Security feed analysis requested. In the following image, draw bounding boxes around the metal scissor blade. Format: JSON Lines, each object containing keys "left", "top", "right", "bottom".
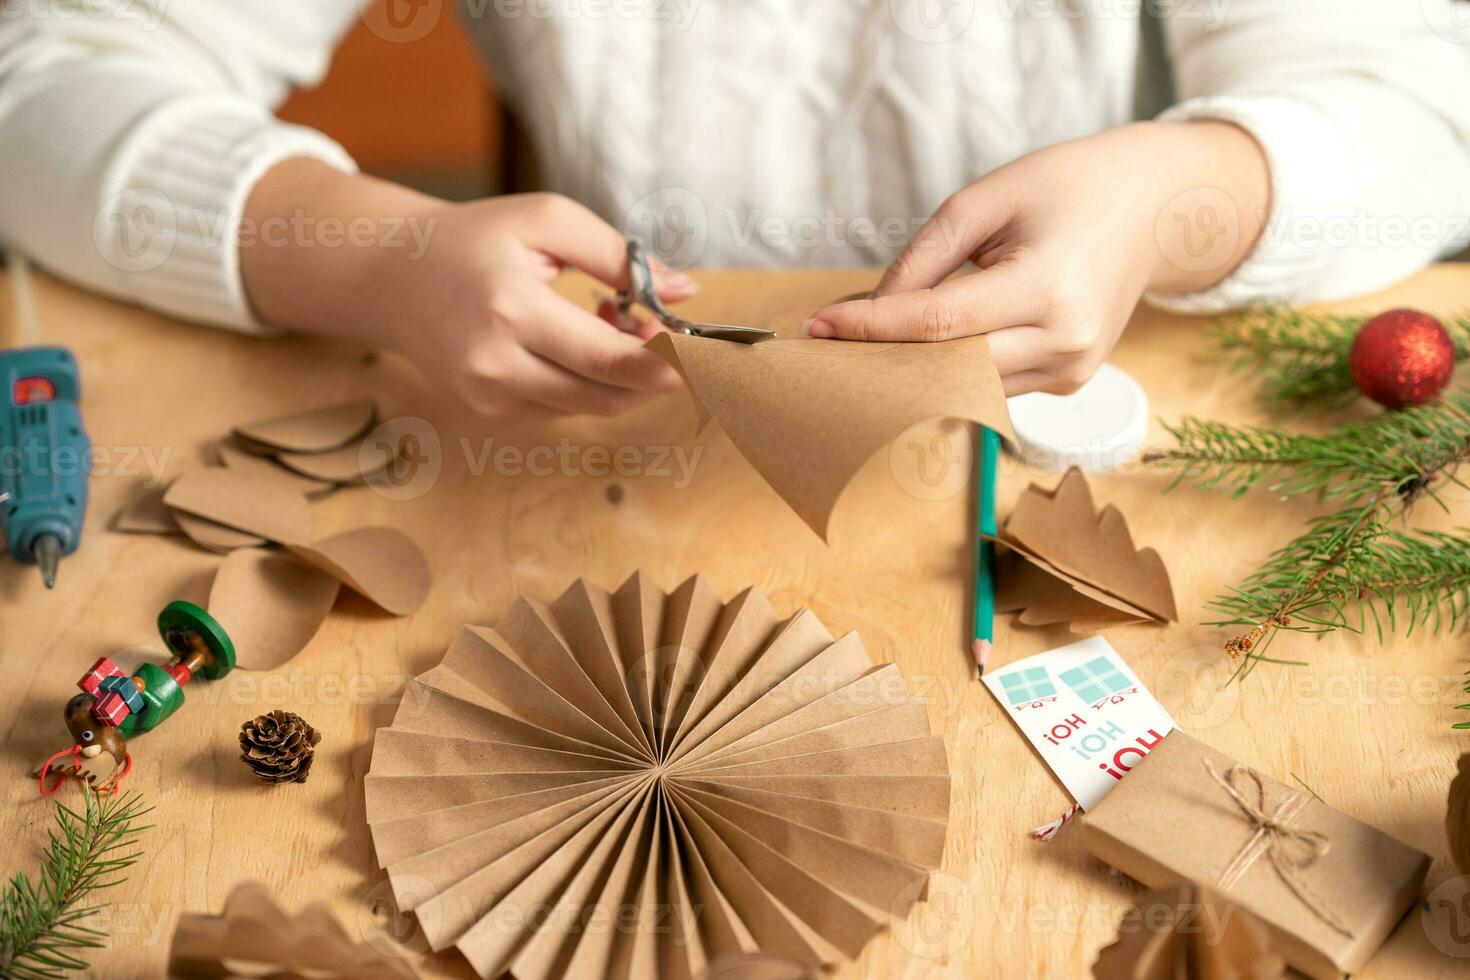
{"left": 620, "top": 239, "right": 776, "bottom": 344}
{"left": 683, "top": 323, "right": 776, "bottom": 344}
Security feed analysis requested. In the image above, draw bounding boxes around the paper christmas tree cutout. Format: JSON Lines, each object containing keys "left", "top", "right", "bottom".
{"left": 168, "top": 879, "right": 419, "bottom": 979}
{"left": 1092, "top": 881, "right": 1284, "bottom": 980}
{"left": 990, "top": 468, "right": 1177, "bottom": 631}
{"left": 648, "top": 328, "right": 1014, "bottom": 539}
{"left": 365, "top": 572, "right": 951, "bottom": 979}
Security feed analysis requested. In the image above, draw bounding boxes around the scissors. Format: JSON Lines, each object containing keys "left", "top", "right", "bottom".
{"left": 616, "top": 240, "right": 776, "bottom": 344}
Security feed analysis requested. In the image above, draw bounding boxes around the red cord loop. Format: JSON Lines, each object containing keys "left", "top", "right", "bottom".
{"left": 36, "top": 746, "right": 133, "bottom": 797}
{"left": 37, "top": 745, "right": 80, "bottom": 797}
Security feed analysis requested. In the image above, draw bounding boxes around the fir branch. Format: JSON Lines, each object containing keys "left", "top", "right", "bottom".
{"left": 1210, "top": 515, "right": 1470, "bottom": 658}
{"left": 1208, "top": 503, "right": 1388, "bottom": 666}
{"left": 1457, "top": 672, "right": 1470, "bottom": 730}
{"left": 1213, "top": 307, "right": 1470, "bottom": 413}
{"left": 1143, "top": 388, "right": 1470, "bottom": 505}
{"left": 1145, "top": 392, "right": 1470, "bottom": 667}
{"left": 1353, "top": 529, "right": 1470, "bottom": 636}
{"left": 0, "top": 791, "right": 150, "bottom": 979}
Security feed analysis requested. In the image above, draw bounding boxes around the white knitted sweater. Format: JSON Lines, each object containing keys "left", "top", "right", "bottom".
{"left": 2, "top": 1, "right": 1470, "bottom": 332}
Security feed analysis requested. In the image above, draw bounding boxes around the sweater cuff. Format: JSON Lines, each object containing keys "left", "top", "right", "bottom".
{"left": 1144, "top": 94, "right": 1353, "bottom": 315}
{"left": 94, "top": 96, "right": 357, "bottom": 334}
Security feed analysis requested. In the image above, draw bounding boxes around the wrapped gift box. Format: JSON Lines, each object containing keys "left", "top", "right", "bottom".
{"left": 1081, "top": 731, "right": 1429, "bottom": 979}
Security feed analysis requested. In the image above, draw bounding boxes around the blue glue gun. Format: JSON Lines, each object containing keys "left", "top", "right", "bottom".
{"left": 0, "top": 346, "right": 90, "bottom": 588}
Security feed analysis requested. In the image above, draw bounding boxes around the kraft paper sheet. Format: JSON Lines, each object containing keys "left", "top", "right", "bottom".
{"left": 647, "top": 321, "right": 1014, "bottom": 539}
{"left": 208, "top": 549, "right": 341, "bottom": 670}
{"left": 364, "top": 572, "right": 951, "bottom": 979}
{"left": 164, "top": 469, "right": 313, "bottom": 546}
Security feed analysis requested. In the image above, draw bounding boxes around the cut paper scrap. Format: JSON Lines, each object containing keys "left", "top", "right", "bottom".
{"left": 109, "top": 401, "right": 417, "bottom": 559}
{"left": 118, "top": 460, "right": 429, "bottom": 619}
{"left": 164, "top": 468, "right": 313, "bottom": 546}
{"left": 227, "top": 399, "right": 395, "bottom": 485}
{"left": 113, "top": 483, "right": 180, "bottom": 535}
{"left": 233, "top": 398, "right": 376, "bottom": 454}
{"left": 647, "top": 327, "right": 1014, "bottom": 539}
{"left": 219, "top": 442, "right": 335, "bottom": 497}
{"left": 174, "top": 512, "right": 268, "bottom": 554}
{"left": 278, "top": 439, "right": 388, "bottom": 484}
{"left": 989, "top": 467, "right": 1176, "bottom": 631}
{"left": 209, "top": 548, "right": 341, "bottom": 670}
{"left": 364, "top": 571, "right": 951, "bottom": 980}
{"left": 277, "top": 415, "right": 409, "bottom": 485}
{"left": 287, "top": 527, "right": 430, "bottom": 616}
{"left": 168, "top": 879, "right": 419, "bottom": 980}
{"left": 981, "top": 636, "right": 1174, "bottom": 813}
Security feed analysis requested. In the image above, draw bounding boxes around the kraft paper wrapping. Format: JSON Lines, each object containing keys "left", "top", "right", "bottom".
{"left": 647, "top": 327, "right": 1014, "bottom": 539}
{"left": 1081, "top": 732, "right": 1428, "bottom": 979}
{"left": 364, "top": 572, "right": 951, "bottom": 979}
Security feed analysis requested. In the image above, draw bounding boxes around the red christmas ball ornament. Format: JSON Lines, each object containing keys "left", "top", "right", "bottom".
{"left": 1348, "top": 308, "right": 1455, "bottom": 408}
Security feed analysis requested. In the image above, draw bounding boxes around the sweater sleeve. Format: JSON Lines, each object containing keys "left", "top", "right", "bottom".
{"left": 1146, "top": 0, "right": 1470, "bottom": 314}
{"left": 0, "top": 0, "right": 362, "bottom": 332}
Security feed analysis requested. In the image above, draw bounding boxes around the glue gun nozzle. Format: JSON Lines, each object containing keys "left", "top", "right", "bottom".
{"left": 33, "top": 533, "right": 60, "bottom": 589}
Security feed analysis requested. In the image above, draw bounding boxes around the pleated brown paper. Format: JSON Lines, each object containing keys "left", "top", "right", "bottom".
{"left": 365, "top": 572, "right": 952, "bottom": 980}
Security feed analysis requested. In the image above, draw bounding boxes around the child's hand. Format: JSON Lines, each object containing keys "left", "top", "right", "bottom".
{"left": 243, "top": 161, "right": 691, "bottom": 418}
{"left": 803, "top": 122, "right": 1269, "bottom": 396}
{"left": 375, "top": 193, "right": 693, "bottom": 418}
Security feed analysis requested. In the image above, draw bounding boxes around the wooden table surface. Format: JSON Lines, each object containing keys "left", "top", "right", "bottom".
{"left": 3, "top": 265, "right": 1470, "bottom": 979}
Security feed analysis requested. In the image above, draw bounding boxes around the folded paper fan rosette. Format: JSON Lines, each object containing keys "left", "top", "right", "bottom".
{"left": 364, "top": 572, "right": 951, "bottom": 979}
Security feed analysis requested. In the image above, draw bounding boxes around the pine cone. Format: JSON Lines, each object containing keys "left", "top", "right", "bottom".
{"left": 239, "top": 710, "right": 321, "bottom": 784}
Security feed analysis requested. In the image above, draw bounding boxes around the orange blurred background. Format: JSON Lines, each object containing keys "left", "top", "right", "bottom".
{"left": 278, "top": 6, "right": 501, "bottom": 201}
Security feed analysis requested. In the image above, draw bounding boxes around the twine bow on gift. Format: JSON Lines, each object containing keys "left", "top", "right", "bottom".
{"left": 1205, "top": 760, "right": 1355, "bottom": 938}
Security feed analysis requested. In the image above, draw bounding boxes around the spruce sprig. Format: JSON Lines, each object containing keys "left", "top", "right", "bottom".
{"left": 1145, "top": 391, "right": 1470, "bottom": 671}
{"left": 1145, "top": 389, "right": 1470, "bottom": 505}
{"left": 1350, "top": 529, "right": 1470, "bottom": 636}
{"left": 1211, "top": 512, "right": 1470, "bottom": 678}
{"left": 0, "top": 790, "right": 150, "bottom": 979}
{"left": 1212, "top": 307, "right": 1470, "bottom": 413}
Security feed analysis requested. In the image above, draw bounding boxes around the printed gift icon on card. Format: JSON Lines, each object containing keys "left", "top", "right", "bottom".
{"left": 999, "top": 666, "right": 1058, "bottom": 710}
{"left": 982, "top": 637, "right": 1174, "bottom": 812}
{"left": 1057, "top": 655, "right": 1136, "bottom": 709}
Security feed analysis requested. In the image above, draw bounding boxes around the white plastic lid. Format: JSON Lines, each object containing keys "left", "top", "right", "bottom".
{"left": 1005, "top": 362, "right": 1149, "bottom": 474}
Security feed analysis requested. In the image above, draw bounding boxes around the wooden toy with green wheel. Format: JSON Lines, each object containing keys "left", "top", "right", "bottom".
{"left": 35, "top": 601, "right": 237, "bottom": 795}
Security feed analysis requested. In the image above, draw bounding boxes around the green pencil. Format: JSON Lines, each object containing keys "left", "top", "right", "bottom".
{"left": 973, "top": 426, "right": 1000, "bottom": 677}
